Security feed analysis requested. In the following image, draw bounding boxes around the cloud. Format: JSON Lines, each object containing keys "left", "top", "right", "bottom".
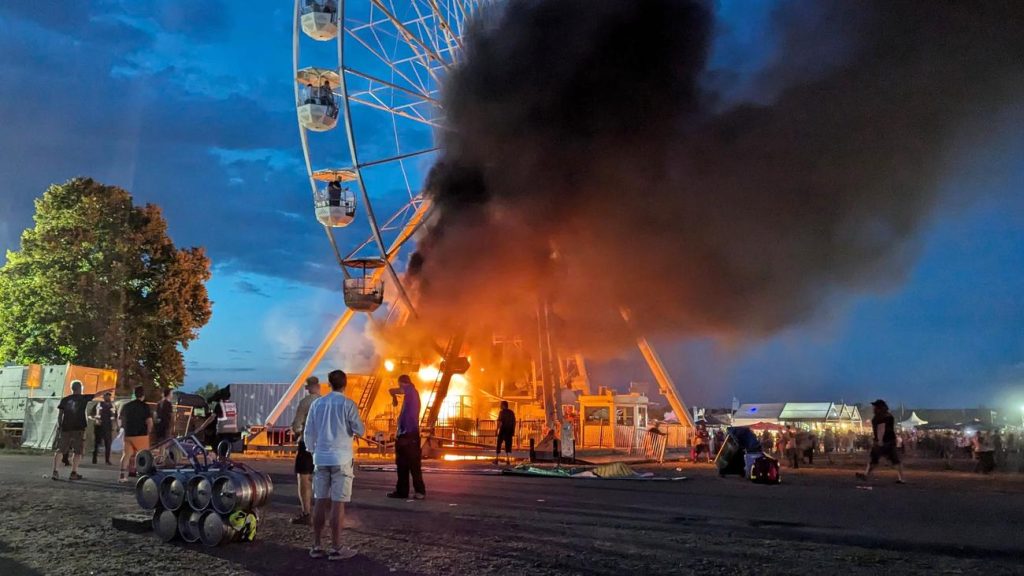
{"left": 235, "top": 280, "right": 270, "bottom": 298}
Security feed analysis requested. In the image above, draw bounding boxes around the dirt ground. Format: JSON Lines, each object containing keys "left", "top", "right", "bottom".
{"left": 1, "top": 451, "right": 1023, "bottom": 576}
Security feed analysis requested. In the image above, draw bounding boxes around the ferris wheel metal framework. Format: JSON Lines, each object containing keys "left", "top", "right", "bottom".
{"left": 265, "top": 0, "right": 694, "bottom": 434}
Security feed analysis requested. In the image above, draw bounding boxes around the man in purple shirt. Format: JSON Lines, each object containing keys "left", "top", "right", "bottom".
{"left": 387, "top": 374, "right": 426, "bottom": 500}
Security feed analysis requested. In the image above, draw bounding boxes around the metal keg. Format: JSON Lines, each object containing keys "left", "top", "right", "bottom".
{"left": 178, "top": 509, "right": 203, "bottom": 543}
{"left": 198, "top": 510, "right": 237, "bottom": 547}
{"left": 211, "top": 470, "right": 258, "bottom": 514}
{"left": 250, "top": 470, "right": 274, "bottom": 508}
{"left": 135, "top": 473, "right": 164, "bottom": 510}
{"left": 159, "top": 471, "right": 189, "bottom": 511}
{"left": 186, "top": 472, "right": 215, "bottom": 511}
{"left": 152, "top": 508, "right": 179, "bottom": 542}
{"left": 136, "top": 449, "right": 157, "bottom": 476}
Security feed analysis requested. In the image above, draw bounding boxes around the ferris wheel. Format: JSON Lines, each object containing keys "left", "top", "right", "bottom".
{"left": 266, "top": 0, "right": 483, "bottom": 424}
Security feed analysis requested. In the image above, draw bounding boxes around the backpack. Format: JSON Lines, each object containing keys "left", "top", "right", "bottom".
{"left": 749, "top": 455, "right": 781, "bottom": 485}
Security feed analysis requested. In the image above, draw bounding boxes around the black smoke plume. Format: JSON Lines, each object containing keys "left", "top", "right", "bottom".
{"left": 408, "top": 0, "right": 1024, "bottom": 353}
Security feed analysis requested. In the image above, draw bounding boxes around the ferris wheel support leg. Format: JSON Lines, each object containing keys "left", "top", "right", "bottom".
{"left": 635, "top": 336, "right": 695, "bottom": 429}
{"left": 620, "top": 308, "right": 695, "bottom": 429}
{"left": 265, "top": 309, "right": 356, "bottom": 426}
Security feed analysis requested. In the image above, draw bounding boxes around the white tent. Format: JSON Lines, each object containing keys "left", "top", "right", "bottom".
{"left": 898, "top": 411, "right": 928, "bottom": 429}
{"left": 21, "top": 397, "right": 60, "bottom": 449}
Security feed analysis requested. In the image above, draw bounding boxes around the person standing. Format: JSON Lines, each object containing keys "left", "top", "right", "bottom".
{"left": 153, "top": 387, "right": 175, "bottom": 448}
{"left": 782, "top": 426, "right": 799, "bottom": 468}
{"left": 303, "top": 369, "right": 364, "bottom": 561}
{"left": 759, "top": 429, "right": 774, "bottom": 457}
{"left": 387, "top": 374, "right": 426, "bottom": 500}
{"left": 119, "top": 386, "right": 153, "bottom": 483}
{"left": 494, "top": 401, "right": 516, "bottom": 465}
{"left": 856, "top": 399, "right": 905, "bottom": 484}
{"left": 52, "top": 381, "right": 94, "bottom": 481}
{"left": 291, "top": 376, "right": 321, "bottom": 525}
{"left": 823, "top": 428, "right": 836, "bottom": 465}
{"left": 91, "top": 391, "right": 115, "bottom": 465}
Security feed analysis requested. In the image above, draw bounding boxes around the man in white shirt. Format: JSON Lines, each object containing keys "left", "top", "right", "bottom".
{"left": 303, "top": 369, "right": 365, "bottom": 561}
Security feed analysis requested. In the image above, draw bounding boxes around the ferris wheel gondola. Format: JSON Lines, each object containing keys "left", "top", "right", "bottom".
{"left": 292, "top": 0, "right": 480, "bottom": 316}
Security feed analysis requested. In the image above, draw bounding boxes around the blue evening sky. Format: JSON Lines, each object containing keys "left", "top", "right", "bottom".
{"left": 0, "top": 1, "right": 1021, "bottom": 411}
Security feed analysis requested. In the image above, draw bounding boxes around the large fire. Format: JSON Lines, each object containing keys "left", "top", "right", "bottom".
{"left": 415, "top": 363, "right": 471, "bottom": 422}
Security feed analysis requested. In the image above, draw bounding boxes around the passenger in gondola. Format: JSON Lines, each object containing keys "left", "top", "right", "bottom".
{"left": 304, "top": 82, "right": 316, "bottom": 105}
{"left": 319, "top": 79, "right": 336, "bottom": 112}
{"left": 324, "top": 0, "right": 337, "bottom": 21}
{"left": 327, "top": 181, "right": 343, "bottom": 207}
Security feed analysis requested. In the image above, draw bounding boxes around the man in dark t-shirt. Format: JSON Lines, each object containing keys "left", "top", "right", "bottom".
{"left": 119, "top": 386, "right": 153, "bottom": 482}
{"left": 153, "top": 387, "right": 175, "bottom": 445}
{"left": 52, "top": 380, "right": 95, "bottom": 481}
{"left": 856, "top": 399, "right": 905, "bottom": 484}
{"left": 495, "top": 401, "right": 516, "bottom": 465}
{"left": 92, "top": 392, "right": 115, "bottom": 465}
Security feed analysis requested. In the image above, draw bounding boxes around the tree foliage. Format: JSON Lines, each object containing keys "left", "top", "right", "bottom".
{"left": 193, "top": 382, "right": 221, "bottom": 400}
{"left": 0, "top": 178, "right": 212, "bottom": 389}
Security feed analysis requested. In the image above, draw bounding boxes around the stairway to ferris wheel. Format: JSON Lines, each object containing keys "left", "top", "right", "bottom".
{"left": 296, "top": 68, "right": 340, "bottom": 132}
{"left": 300, "top": 0, "right": 338, "bottom": 41}
{"left": 312, "top": 169, "right": 358, "bottom": 227}
{"left": 343, "top": 257, "right": 386, "bottom": 312}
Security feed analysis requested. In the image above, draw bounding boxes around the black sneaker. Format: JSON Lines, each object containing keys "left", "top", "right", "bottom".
{"left": 291, "top": 513, "right": 311, "bottom": 525}
{"left": 69, "top": 472, "right": 84, "bottom": 481}
{"left": 855, "top": 472, "right": 868, "bottom": 481}
{"left": 386, "top": 492, "right": 408, "bottom": 499}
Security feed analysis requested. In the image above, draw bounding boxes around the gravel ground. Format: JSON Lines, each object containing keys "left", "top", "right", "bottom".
{"left": 1, "top": 452, "right": 1023, "bottom": 576}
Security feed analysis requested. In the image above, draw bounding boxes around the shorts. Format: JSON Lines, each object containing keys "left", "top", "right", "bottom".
{"left": 295, "top": 439, "right": 314, "bottom": 475}
{"left": 870, "top": 443, "right": 900, "bottom": 465}
{"left": 57, "top": 430, "right": 85, "bottom": 454}
{"left": 125, "top": 435, "right": 150, "bottom": 454}
{"left": 313, "top": 461, "right": 354, "bottom": 503}
{"left": 496, "top": 433, "right": 513, "bottom": 453}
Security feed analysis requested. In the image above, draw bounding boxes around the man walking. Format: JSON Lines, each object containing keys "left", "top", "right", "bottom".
{"left": 387, "top": 374, "right": 426, "bottom": 500}
{"left": 52, "top": 380, "right": 94, "bottom": 481}
{"left": 303, "top": 370, "right": 364, "bottom": 560}
{"left": 857, "top": 399, "right": 905, "bottom": 484}
{"left": 91, "top": 391, "right": 115, "bottom": 465}
{"left": 495, "top": 401, "right": 516, "bottom": 465}
{"left": 119, "top": 386, "right": 153, "bottom": 483}
{"left": 291, "top": 376, "right": 321, "bottom": 525}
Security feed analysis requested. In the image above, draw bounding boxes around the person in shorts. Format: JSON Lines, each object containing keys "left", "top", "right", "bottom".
{"left": 119, "top": 386, "right": 153, "bottom": 482}
{"left": 494, "top": 401, "right": 516, "bottom": 465}
{"left": 52, "top": 380, "right": 95, "bottom": 481}
{"left": 291, "top": 376, "right": 321, "bottom": 525}
{"left": 303, "top": 370, "right": 364, "bottom": 561}
{"left": 857, "top": 399, "right": 905, "bottom": 484}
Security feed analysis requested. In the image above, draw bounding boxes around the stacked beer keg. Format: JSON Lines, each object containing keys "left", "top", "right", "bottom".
{"left": 134, "top": 438, "right": 273, "bottom": 546}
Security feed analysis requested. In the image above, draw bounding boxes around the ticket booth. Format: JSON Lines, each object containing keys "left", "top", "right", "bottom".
{"left": 577, "top": 390, "right": 649, "bottom": 449}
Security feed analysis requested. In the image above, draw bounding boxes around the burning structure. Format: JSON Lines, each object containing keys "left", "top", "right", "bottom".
{"left": 270, "top": 0, "right": 1024, "bottom": 453}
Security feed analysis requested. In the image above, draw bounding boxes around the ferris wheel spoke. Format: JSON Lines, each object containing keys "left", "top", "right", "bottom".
{"left": 359, "top": 147, "right": 440, "bottom": 170}
{"left": 343, "top": 66, "right": 440, "bottom": 105}
{"left": 426, "top": 0, "right": 463, "bottom": 52}
{"left": 348, "top": 96, "right": 443, "bottom": 128}
{"left": 369, "top": 0, "right": 448, "bottom": 81}
{"left": 346, "top": 24, "right": 434, "bottom": 98}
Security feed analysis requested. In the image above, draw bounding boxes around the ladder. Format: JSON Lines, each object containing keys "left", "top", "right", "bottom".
{"left": 419, "top": 334, "right": 462, "bottom": 432}
{"left": 357, "top": 373, "right": 382, "bottom": 422}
